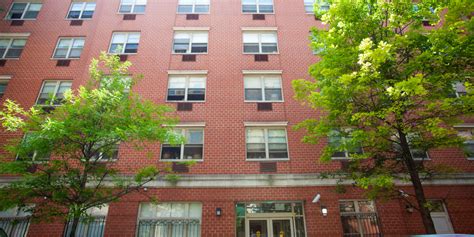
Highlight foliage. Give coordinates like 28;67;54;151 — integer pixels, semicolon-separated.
294;0;473;233
0;52;181;236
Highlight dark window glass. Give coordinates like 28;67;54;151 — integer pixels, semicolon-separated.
183;145;203;160
261;43;277;53
82;11;94;18
5;49;23;58
177;5;193;13
258;5;273;13
244;43;259;53
119;5;132;13
245;89;262;100
124;43;138;53
67;11;81;19
247;143;266;159
191;43;207;53
187;88;205;101
242;5;257;13
161;145;181;160
23;11;39;19
167;89;186;101
268;143;287;158
264;88;282;101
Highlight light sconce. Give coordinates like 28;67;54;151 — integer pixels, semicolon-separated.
405;204;414;213
216;208;222;217
143;187;148;192
321;206;328;217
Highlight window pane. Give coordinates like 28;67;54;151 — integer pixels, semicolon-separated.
183;145;203;159
242;4;257;13
192;33;208;43
244;77;262;88
243;33;259;43
258;5;274;13
161;145;181;160
156;203;172;218
28;3;42;11
261;43;278;53
247;143;266;159
268;143;288;158
72;39;85;48
133;5;146;13
186;130;203;144
179;0;194;4
242;0;256;4
58;39;72;48
54;49;68;58
112;34;126;44
259;0;273;4
68;11;80;18
171;203;186;218
194;5;209;12
0;40;10;48
127;33;141;44
264;89;282;101
11;39;26;47
119;5;132;13
247;129;265;143
71;3;84;11
177;5;193;13
339;201;355;213
189;77;205;88
187;89;205;101
244;44;260;53
169;77;186;88
11;3;27;11
304;0;314;3
189;203;202;219
85;3;96;11
268;129;286;143
109;44;124;54
191;43;207;53
245;89;263;101
5;48;23;58
124;43;138;53
261;33;277;43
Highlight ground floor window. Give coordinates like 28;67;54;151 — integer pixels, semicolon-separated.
64;205;108;237
0;206;31;237
236;201;306;237
429;200;454;234
137;202;202;237
339;200;381;237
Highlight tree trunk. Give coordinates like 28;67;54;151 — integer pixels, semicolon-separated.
398;131;437;234
68;216;80;237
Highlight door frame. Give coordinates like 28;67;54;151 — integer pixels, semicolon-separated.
245;216;294;237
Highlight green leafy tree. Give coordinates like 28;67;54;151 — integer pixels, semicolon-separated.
293;0;473;234
0;53;181;237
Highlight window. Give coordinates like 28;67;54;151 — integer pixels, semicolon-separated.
137;203;202;237
177;0;210;13
0;76;10;98
36;81;72;106
429;200;454;234
457;127;474;160
339;200;382;237
64;205;109;237
393;134;429;160
161;128;204;160
6;2;42;20
53;38;85;59
0;37;27;59
0;206;32;237
119;0;146;14
243;31;278;54
452;81;468;98
242;0;273;13
67;2;96;19
246;128;288;160
16;133;51;162
173;31;208;54
167;75;206;102
108;32;140;54
244;75;282;102
91;143;119;162
304;0;329;13
328;130;363;159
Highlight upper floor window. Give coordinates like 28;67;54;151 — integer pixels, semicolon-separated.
0;37;27;59
173;31;208;54
452;81;468;98
161;128;204;161
53;37;85;59
457;127;474;160
177;0;210;14
92;143;120;162
137;203;202;237
64;205;109;237
36;80;72;106
393;133;429;160
16;133;51;162
244;75;282;102
0;76;11;99
243;31;278;54
167;75;206;102
119;0;146;14
0;206;32;237
339;200;381;237
242;0;273;14
246;127;288;160
67;2;96;19
6;2;42;20
328;129;363;159
108;32;140;54
304;0;329;13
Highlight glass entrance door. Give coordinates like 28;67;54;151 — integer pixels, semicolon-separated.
247;219;293;237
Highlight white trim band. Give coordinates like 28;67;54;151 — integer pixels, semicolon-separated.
241;27;278;31
167;70;208;75
0;33;31;37
175;122;206;127
244;121;288;127
173;27;210;31
242;70;283;75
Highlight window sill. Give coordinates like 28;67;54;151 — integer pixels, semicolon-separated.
117;13;146;15
467;158;474;161
241;13;275;15
51;58;80;60
246;159;289;162
172;52;208;55
166;100;206;103
245;100;284;103
0;58;20;60
107;53;138;56
243;53;279;55
331;157;350;161
177;12;210;15
5;19;37;21
160;159;203;162
65;18;93;21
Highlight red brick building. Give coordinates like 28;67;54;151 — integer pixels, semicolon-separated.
0;0;473;236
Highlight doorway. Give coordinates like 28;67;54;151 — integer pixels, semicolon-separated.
246;218;293;237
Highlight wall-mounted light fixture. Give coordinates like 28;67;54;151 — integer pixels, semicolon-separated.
216;208;222;217
321;206;328;217
405;204;414;213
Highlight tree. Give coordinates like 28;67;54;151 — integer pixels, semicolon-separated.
0;53;181;237
294;0;473;234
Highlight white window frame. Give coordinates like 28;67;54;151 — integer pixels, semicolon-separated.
15;133;50;162
339;200;381;237
108;32;141;55
241;0;274;14
35;80;72;106
65;205;109;237
0;37;28;59
428;200;454;234
66;2;96;20
0;205;33;237
118;0;147;14
328;129;363;160
304;0;330;14
456;126;474;160
52;37;85;59
243;75;283;102
177;0;211;14
5;2;42;20
160;127;205;162
172;31;209;55
245;127;289;161
0;75;11;98
242;31;279;54
166;75;206;102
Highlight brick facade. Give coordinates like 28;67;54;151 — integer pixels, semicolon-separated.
0;0;473;236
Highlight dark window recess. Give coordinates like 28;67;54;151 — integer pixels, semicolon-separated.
255;54;268;62
26;164;38;173
257;103;273;111
260;162;277;172
186;14;199;20
0;60;6;67
41;106;56;114
340;160;351;171
182;54;196;62
422;20;431;26
56;60;71;67
172;163;189;173
70;20;83;26
119;55;128;62
123;14;136;20
253;14;265;20
11;20;24;26
177;103;193;111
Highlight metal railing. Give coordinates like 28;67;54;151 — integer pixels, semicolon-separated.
0;217;30;237
63;217;106;237
341;213;382;237
137;219;201;237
